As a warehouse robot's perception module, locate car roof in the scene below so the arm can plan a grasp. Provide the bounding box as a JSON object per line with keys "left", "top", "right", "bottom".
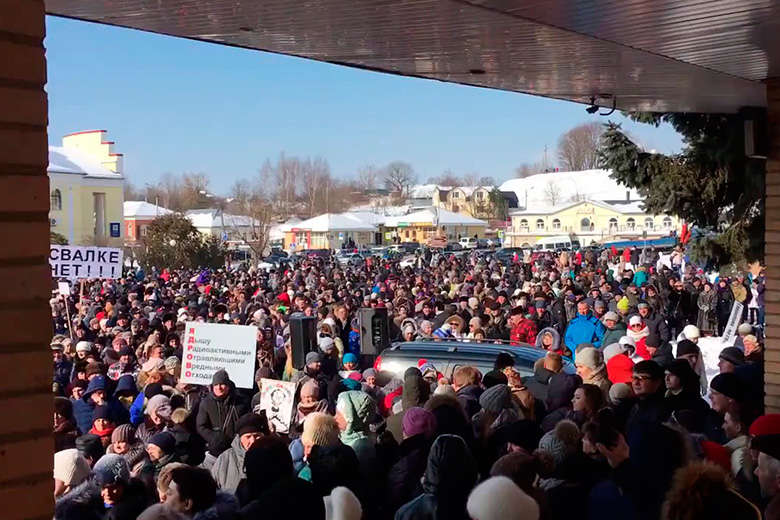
{"left": 383, "top": 340, "right": 575, "bottom": 372}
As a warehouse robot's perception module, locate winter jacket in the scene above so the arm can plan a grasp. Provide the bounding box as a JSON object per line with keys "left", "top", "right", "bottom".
{"left": 394, "top": 435, "right": 477, "bottom": 520}
{"left": 54, "top": 477, "right": 149, "bottom": 520}
{"left": 640, "top": 309, "right": 670, "bottom": 342}
{"left": 387, "top": 371, "right": 431, "bottom": 443}
{"left": 564, "top": 313, "right": 606, "bottom": 352}
{"left": 606, "top": 353, "right": 634, "bottom": 384}
{"left": 211, "top": 434, "right": 248, "bottom": 493}
{"left": 522, "top": 364, "right": 558, "bottom": 402}
{"left": 455, "top": 385, "right": 482, "bottom": 419}
{"left": 73, "top": 395, "right": 129, "bottom": 436}
{"left": 169, "top": 423, "right": 206, "bottom": 466}
{"left": 106, "top": 441, "right": 149, "bottom": 478}
{"left": 196, "top": 387, "right": 249, "bottom": 457}
{"left": 385, "top": 434, "right": 431, "bottom": 515}
{"left": 601, "top": 323, "right": 627, "bottom": 350}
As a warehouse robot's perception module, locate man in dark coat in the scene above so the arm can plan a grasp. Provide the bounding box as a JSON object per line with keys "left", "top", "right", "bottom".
{"left": 637, "top": 302, "right": 671, "bottom": 342}
{"left": 387, "top": 368, "right": 430, "bottom": 444}
{"left": 196, "top": 369, "right": 250, "bottom": 467}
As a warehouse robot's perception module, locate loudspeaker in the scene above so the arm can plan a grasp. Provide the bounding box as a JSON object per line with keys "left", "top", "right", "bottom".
{"left": 358, "top": 307, "right": 389, "bottom": 355}
{"left": 290, "top": 314, "right": 317, "bottom": 370}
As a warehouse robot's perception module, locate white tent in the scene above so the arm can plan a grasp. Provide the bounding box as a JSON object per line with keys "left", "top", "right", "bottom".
{"left": 294, "top": 213, "right": 378, "bottom": 232}
{"left": 384, "top": 208, "right": 487, "bottom": 227}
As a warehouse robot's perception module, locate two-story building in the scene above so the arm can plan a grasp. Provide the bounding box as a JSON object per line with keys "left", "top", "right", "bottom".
{"left": 505, "top": 199, "right": 681, "bottom": 247}
{"left": 123, "top": 201, "right": 173, "bottom": 244}
{"left": 48, "top": 130, "right": 125, "bottom": 246}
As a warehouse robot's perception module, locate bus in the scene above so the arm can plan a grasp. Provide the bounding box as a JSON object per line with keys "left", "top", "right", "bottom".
{"left": 535, "top": 235, "right": 581, "bottom": 252}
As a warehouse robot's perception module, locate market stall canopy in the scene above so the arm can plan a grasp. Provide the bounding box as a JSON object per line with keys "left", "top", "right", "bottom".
{"left": 294, "top": 213, "right": 378, "bottom": 232}
{"left": 46, "top": 0, "right": 777, "bottom": 112}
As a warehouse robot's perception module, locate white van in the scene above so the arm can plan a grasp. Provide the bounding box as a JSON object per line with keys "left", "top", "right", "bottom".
{"left": 535, "top": 235, "right": 581, "bottom": 252}
{"left": 459, "top": 237, "right": 478, "bottom": 249}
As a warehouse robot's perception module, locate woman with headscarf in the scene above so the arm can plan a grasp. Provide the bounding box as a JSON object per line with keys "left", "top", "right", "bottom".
{"left": 295, "top": 379, "right": 329, "bottom": 431}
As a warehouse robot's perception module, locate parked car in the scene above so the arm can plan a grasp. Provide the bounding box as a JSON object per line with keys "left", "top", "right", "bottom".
{"left": 494, "top": 247, "right": 525, "bottom": 264}
{"left": 336, "top": 251, "right": 364, "bottom": 266}
{"left": 305, "top": 248, "right": 331, "bottom": 259}
{"left": 459, "top": 237, "right": 478, "bottom": 249}
{"left": 375, "top": 340, "right": 575, "bottom": 381}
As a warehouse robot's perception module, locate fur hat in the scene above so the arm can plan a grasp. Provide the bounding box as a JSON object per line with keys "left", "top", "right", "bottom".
{"left": 171, "top": 408, "right": 190, "bottom": 425}
{"left": 236, "top": 412, "right": 270, "bottom": 436}
{"left": 324, "top": 486, "right": 362, "bottom": 520}
{"left": 301, "top": 412, "right": 341, "bottom": 448}
{"left": 466, "top": 476, "right": 540, "bottom": 520}
{"left": 53, "top": 448, "right": 91, "bottom": 486}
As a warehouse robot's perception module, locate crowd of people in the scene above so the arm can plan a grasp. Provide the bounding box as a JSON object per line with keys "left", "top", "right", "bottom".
{"left": 48, "top": 244, "right": 774, "bottom": 520}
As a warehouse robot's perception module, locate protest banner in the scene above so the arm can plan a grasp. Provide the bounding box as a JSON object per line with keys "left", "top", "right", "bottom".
{"left": 259, "top": 378, "right": 296, "bottom": 434}
{"left": 721, "top": 301, "right": 744, "bottom": 345}
{"left": 57, "top": 281, "right": 71, "bottom": 296}
{"left": 49, "top": 245, "right": 123, "bottom": 280}
{"left": 180, "top": 322, "right": 257, "bottom": 389}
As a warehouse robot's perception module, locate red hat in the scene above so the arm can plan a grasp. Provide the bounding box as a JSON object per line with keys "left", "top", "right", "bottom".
{"left": 750, "top": 414, "right": 780, "bottom": 437}
{"left": 700, "top": 440, "right": 731, "bottom": 473}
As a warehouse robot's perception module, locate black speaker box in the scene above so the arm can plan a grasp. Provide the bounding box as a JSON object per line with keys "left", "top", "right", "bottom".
{"left": 290, "top": 314, "right": 317, "bottom": 369}
{"left": 359, "top": 307, "right": 389, "bottom": 355}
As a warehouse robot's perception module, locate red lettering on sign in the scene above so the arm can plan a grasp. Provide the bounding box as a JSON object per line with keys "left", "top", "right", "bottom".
{"left": 186, "top": 362, "right": 191, "bottom": 368}
{"left": 185, "top": 371, "right": 192, "bottom": 377}
{"left": 187, "top": 354, "right": 193, "bottom": 360}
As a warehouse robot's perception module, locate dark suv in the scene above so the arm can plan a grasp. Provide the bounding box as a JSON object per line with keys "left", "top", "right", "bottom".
{"left": 375, "top": 340, "right": 575, "bottom": 380}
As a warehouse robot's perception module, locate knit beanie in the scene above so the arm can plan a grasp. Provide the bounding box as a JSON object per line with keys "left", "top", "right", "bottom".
{"left": 645, "top": 333, "right": 661, "bottom": 349}
{"left": 608, "top": 383, "right": 633, "bottom": 404}
{"left": 144, "top": 382, "right": 164, "bottom": 399}
{"left": 164, "top": 356, "right": 180, "bottom": 371}
{"left": 324, "top": 486, "right": 362, "bottom": 520}
{"left": 482, "top": 370, "right": 508, "bottom": 389}
{"left": 402, "top": 407, "right": 437, "bottom": 439}
{"left": 466, "top": 476, "right": 540, "bottom": 520}
{"left": 111, "top": 423, "right": 136, "bottom": 444}
{"left": 538, "top": 420, "right": 580, "bottom": 468}
{"left": 318, "top": 336, "right": 336, "bottom": 354}
{"left": 211, "top": 368, "right": 231, "bottom": 386}
{"left": 92, "top": 405, "right": 111, "bottom": 422}
{"left": 676, "top": 339, "right": 700, "bottom": 358}
{"left": 147, "top": 431, "right": 176, "bottom": 455}
{"left": 301, "top": 379, "right": 320, "bottom": 399}
{"left": 53, "top": 448, "right": 91, "bottom": 486}
{"left": 93, "top": 453, "right": 131, "bottom": 486}
{"left": 719, "top": 347, "right": 745, "bottom": 366}
{"left": 737, "top": 323, "right": 754, "bottom": 335}
{"left": 236, "top": 412, "right": 270, "bottom": 436}
{"left": 577, "top": 347, "right": 604, "bottom": 371}
{"left": 362, "top": 368, "right": 376, "bottom": 380}
{"left": 479, "top": 384, "right": 512, "bottom": 413}
{"left": 146, "top": 394, "right": 172, "bottom": 420}
{"left": 710, "top": 373, "right": 744, "bottom": 401}
{"left": 301, "top": 412, "right": 341, "bottom": 448}
{"left": 306, "top": 351, "right": 323, "bottom": 365}
{"left": 633, "top": 360, "right": 664, "bottom": 380}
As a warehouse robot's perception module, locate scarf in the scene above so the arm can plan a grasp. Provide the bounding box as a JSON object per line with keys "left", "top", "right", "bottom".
{"left": 296, "top": 399, "right": 329, "bottom": 423}
{"left": 89, "top": 424, "right": 116, "bottom": 440}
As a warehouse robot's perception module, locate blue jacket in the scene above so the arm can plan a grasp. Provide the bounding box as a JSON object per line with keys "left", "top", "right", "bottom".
{"left": 73, "top": 375, "right": 130, "bottom": 433}
{"left": 632, "top": 270, "right": 648, "bottom": 287}
{"left": 129, "top": 392, "right": 146, "bottom": 426}
{"left": 564, "top": 313, "right": 606, "bottom": 351}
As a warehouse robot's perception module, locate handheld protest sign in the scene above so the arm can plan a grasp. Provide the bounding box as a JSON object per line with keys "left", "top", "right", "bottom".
{"left": 259, "top": 378, "right": 295, "bottom": 434}
{"left": 49, "top": 245, "right": 123, "bottom": 280}
{"left": 180, "top": 322, "right": 257, "bottom": 390}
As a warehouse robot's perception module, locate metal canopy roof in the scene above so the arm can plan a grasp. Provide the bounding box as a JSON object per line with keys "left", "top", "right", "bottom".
{"left": 46, "top": 0, "right": 779, "bottom": 112}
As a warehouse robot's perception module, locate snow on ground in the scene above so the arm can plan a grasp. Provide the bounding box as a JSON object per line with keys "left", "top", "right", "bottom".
{"left": 698, "top": 335, "right": 728, "bottom": 386}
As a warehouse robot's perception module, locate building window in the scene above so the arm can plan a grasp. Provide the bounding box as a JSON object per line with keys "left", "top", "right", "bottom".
{"left": 580, "top": 218, "right": 591, "bottom": 232}
{"left": 644, "top": 217, "right": 654, "bottom": 230}
{"left": 140, "top": 225, "right": 148, "bottom": 237}
{"left": 519, "top": 219, "right": 529, "bottom": 231}
{"left": 552, "top": 218, "right": 561, "bottom": 230}
{"left": 663, "top": 216, "right": 673, "bottom": 229}
{"left": 451, "top": 191, "right": 460, "bottom": 199}
{"left": 608, "top": 217, "right": 618, "bottom": 231}
{"left": 51, "top": 189, "right": 62, "bottom": 211}
{"left": 476, "top": 191, "right": 485, "bottom": 200}
{"left": 626, "top": 217, "right": 636, "bottom": 230}
{"left": 536, "top": 219, "right": 545, "bottom": 230}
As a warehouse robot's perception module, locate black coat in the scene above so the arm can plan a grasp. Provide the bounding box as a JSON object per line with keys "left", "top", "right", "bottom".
{"left": 385, "top": 434, "right": 431, "bottom": 516}
{"left": 195, "top": 387, "right": 250, "bottom": 456}
{"left": 523, "top": 365, "right": 557, "bottom": 403}
{"left": 455, "top": 385, "right": 482, "bottom": 419}
{"left": 642, "top": 309, "right": 671, "bottom": 342}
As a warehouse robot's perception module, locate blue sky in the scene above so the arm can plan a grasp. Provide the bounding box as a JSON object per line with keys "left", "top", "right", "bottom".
{"left": 45, "top": 16, "right": 683, "bottom": 194}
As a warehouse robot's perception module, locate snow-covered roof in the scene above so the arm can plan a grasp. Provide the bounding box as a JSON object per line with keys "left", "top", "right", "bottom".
{"left": 124, "top": 201, "right": 173, "bottom": 218}
{"left": 384, "top": 208, "right": 487, "bottom": 227}
{"left": 449, "top": 185, "right": 493, "bottom": 197}
{"left": 185, "top": 209, "right": 259, "bottom": 228}
{"left": 269, "top": 217, "right": 304, "bottom": 240}
{"left": 499, "top": 169, "right": 640, "bottom": 210}
{"left": 293, "top": 213, "right": 378, "bottom": 232}
{"left": 408, "top": 184, "right": 444, "bottom": 199}
{"left": 48, "top": 146, "right": 122, "bottom": 179}
{"left": 510, "top": 198, "right": 651, "bottom": 216}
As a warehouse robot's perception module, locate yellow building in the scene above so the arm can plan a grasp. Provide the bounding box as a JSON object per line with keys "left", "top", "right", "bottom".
{"left": 506, "top": 199, "right": 681, "bottom": 247}
{"left": 432, "top": 185, "right": 497, "bottom": 219}
{"left": 48, "top": 130, "right": 125, "bottom": 246}
{"left": 384, "top": 208, "right": 487, "bottom": 244}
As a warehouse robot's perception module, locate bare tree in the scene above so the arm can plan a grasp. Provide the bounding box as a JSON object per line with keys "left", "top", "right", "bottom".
{"left": 544, "top": 180, "right": 562, "bottom": 206}
{"left": 479, "top": 176, "right": 496, "bottom": 186}
{"left": 302, "top": 157, "right": 331, "bottom": 216}
{"left": 557, "top": 122, "right": 603, "bottom": 171}
{"left": 515, "top": 162, "right": 543, "bottom": 178}
{"left": 568, "top": 184, "right": 587, "bottom": 202}
{"left": 383, "top": 161, "right": 416, "bottom": 199}
{"left": 226, "top": 176, "right": 273, "bottom": 258}
{"left": 356, "top": 165, "right": 380, "bottom": 192}
{"left": 429, "top": 170, "right": 462, "bottom": 187}
{"left": 462, "top": 172, "right": 479, "bottom": 187}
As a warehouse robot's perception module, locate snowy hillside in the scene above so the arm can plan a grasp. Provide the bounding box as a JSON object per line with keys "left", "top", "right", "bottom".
{"left": 499, "top": 169, "right": 642, "bottom": 210}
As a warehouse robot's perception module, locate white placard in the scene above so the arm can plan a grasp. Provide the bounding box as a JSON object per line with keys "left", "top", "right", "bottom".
{"left": 721, "top": 301, "right": 745, "bottom": 346}
{"left": 180, "top": 322, "right": 257, "bottom": 389}
{"left": 57, "top": 281, "right": 71, "bottom": 296}
{"left": 49, "top": 245, "right": 123, "bottom": 280}
{"left": 259, "top": 378, "right": 296, "bottom": 434}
